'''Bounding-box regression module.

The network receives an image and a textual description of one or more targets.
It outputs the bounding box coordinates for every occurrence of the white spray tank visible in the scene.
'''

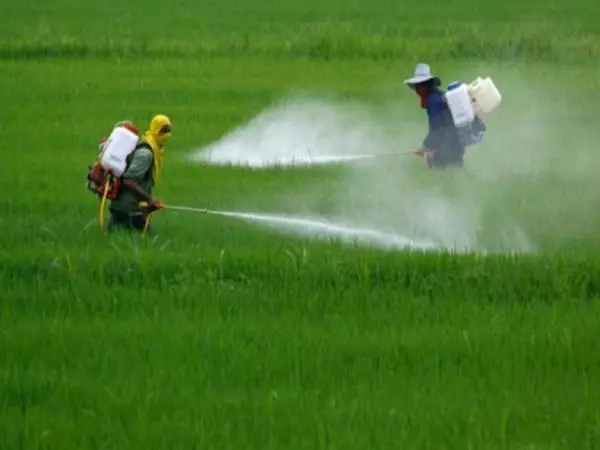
[446,81,486,147]
[99,122,140,177]
[444,80,476,129]
[468,76,502,116]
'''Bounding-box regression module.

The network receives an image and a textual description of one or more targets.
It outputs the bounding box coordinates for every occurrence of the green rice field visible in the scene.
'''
[2,0,600,448]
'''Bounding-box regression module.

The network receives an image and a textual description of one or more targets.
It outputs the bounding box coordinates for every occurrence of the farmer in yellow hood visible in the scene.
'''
[107,114,172,235]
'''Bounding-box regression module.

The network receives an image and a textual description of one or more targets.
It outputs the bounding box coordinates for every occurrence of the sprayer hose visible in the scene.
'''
[98,177,152,236]
[142,214,151,236]
[99,175,109,233]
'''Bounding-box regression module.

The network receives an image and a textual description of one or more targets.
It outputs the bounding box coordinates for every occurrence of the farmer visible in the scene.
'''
[404,63,466,169]
[107,114,171,235]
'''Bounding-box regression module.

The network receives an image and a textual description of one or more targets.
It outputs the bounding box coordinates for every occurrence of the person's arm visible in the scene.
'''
[122,179,153,203]
[420,95,451,152]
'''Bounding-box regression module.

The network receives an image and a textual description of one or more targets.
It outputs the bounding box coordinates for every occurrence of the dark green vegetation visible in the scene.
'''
[2,0,600,448]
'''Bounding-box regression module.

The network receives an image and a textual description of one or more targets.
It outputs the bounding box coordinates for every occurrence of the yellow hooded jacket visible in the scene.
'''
[140,114,172,183]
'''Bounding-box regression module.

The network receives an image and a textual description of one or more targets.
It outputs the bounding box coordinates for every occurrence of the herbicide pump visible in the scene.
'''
[443,76,502,148]
[86,121,142,231]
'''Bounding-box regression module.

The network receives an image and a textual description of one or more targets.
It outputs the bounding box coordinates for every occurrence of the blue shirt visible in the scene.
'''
[421,89,465,165]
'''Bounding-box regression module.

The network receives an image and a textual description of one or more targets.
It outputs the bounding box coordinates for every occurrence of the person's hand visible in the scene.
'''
[139,199,164,212]
[149,199,164,211]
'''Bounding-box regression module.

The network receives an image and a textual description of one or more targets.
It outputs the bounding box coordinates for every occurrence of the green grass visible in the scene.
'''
[2,0,600,448]
[2,0,600,62]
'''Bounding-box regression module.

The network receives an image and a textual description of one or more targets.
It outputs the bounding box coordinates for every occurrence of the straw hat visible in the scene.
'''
[404,63,441,86]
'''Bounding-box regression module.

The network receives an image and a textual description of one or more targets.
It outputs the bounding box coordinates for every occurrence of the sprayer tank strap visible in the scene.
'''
[120,141,153,181]
[125,141,151,166]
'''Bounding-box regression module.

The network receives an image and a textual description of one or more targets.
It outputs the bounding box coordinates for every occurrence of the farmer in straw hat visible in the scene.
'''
[404,63,466,169]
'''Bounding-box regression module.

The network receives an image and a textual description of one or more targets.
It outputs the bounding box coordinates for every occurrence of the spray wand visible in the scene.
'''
[139,201,210,215]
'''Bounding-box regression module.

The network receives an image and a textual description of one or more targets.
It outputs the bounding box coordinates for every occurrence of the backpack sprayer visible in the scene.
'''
[444,76,502,148]
[86,121,146,232]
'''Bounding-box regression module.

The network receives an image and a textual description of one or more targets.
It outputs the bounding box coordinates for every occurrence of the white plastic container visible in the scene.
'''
[468,77,502,116]
[99,123,140,176]
[444,81,476,128]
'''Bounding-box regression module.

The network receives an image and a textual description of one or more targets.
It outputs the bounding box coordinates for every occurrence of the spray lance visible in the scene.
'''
[139,201,209,214]
[138,201,211,234]
[137,201,203,235]
[137,200,245,234]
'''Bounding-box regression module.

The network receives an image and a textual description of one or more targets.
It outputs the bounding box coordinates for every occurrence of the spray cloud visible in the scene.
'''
[186,68,600,254]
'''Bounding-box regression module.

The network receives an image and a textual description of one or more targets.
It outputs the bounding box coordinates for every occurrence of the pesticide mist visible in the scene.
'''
[188,94,399,168]
[187,75,600,254]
